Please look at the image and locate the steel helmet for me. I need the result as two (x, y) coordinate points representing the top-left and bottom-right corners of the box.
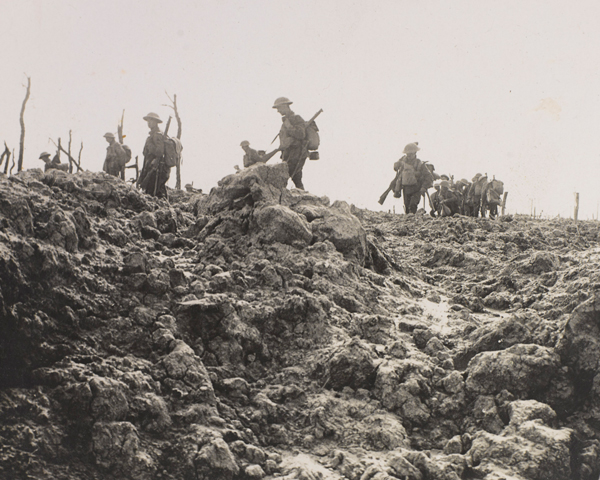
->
(440, 180), (450, 189)
(272, 97), (293, 108)
(403, 143), (420, 154)
(459, 178), (470, 185)
(240, 140), (250, 147)
(103, 132), (115, 138)
(143, 112), (163, 123)
(472, 173), (482, 182)
(39, 152), (51, 159)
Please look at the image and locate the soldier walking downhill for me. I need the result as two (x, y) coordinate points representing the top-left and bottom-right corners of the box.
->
(272, 97), (308, 190)
(137, 112), (169, 198)
(393, 143), (433, 214)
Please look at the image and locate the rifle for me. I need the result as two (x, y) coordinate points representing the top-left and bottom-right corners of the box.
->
(261, 148), (280, 163)
(154, 116), (172, 196)
(379, 167), (402, 205)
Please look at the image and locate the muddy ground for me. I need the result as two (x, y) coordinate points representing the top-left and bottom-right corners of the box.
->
(1, 164), (600, 480)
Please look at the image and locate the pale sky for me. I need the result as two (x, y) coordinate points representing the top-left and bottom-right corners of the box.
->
(2, 0), (600, 219)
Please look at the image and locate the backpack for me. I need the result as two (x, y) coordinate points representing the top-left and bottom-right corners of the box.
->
(306, 120), (320, 150)
(489, 179), (504, 195)
(486, 179), (504, 205)
(164, 137), (183, 168)
(473, 175), (488, 195)
(120, 144), (132, 167)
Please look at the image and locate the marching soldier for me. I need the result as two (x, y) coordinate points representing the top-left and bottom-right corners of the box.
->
(393, 142), (433, 214)
(137, 112), (169, 198)
(102, 132), (127, 177)
(272, 97), (308, 190)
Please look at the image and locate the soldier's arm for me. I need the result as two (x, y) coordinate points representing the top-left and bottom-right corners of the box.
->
(285, 115), (306, 140)
(147, 132), (165, 158)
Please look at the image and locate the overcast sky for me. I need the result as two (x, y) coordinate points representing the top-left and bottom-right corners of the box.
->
(2, 0), (600, 219)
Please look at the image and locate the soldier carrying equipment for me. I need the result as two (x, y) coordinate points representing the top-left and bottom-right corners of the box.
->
(379, 142), (433, 213)
(271, 97), (322, 190)
(138, 113), (182, 198)
(102, 132), (129, 177)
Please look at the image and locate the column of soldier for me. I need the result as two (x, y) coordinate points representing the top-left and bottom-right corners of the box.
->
(379, 143), (505, 219)
(37, 97), (503, 217)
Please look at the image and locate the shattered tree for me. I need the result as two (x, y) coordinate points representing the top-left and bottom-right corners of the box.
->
(17, 76), (31, 172)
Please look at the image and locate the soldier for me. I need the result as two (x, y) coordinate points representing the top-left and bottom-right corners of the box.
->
(272, 97), (308, 190)
(240, 140), (264, 168)
(452, 178), (469, 215)
(393, 143), (433, 214)
(102, 132), (127, 177)
(39, 152), (67, 172)
(429, 181), (441, 217)
(467, 173), (487, 217)
(437, 180), (461, 217)
(137, 112), (169, 198)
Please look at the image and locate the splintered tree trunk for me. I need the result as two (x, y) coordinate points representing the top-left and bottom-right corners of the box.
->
(17, 76), (31, 172)
(10, 149), (15, 175)
(78, 142), (83, 169)
(0, 143), (9, 174)
(165, 92), (182, 189)
(118, 110), (125, 180)
(68, 130), (73, 173)
(574, 193), (579, 222)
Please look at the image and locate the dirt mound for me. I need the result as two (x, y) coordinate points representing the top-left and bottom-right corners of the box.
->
(1, 165), (600, 479)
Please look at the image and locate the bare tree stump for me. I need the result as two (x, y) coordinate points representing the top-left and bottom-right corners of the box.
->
(164, 92), (183, 190)
(17, 76), (31, 172)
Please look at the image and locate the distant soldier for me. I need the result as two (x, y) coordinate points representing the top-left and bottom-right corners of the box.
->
(102, 132), (127, 177)
(240, 140), (264, 168)
(454, 178), (471, 215)
(429, 181), (441, 217)
(39, 152), (67, 172)
(467, 173), (487, 217)
(393, 143), (434, 214)
(272, 97), (308, 190)
(138, 112), (170, 198)
(437, 180), (461, 217)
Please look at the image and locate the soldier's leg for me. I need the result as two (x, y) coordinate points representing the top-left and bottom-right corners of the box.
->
(402, 190), (410, 213)
(287, 151), (306, 190)
(408, 192), (421, 214)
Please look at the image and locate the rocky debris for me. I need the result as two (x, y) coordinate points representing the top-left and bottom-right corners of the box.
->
(2, 167), (600, 479)
(465, 344), (561, 397)
(468, 421), (574, 480)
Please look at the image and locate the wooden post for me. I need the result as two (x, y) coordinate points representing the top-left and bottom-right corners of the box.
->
(574, 193), (579, 222)
(501, 192), (508, 216)
(17, 76), (31, 172)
